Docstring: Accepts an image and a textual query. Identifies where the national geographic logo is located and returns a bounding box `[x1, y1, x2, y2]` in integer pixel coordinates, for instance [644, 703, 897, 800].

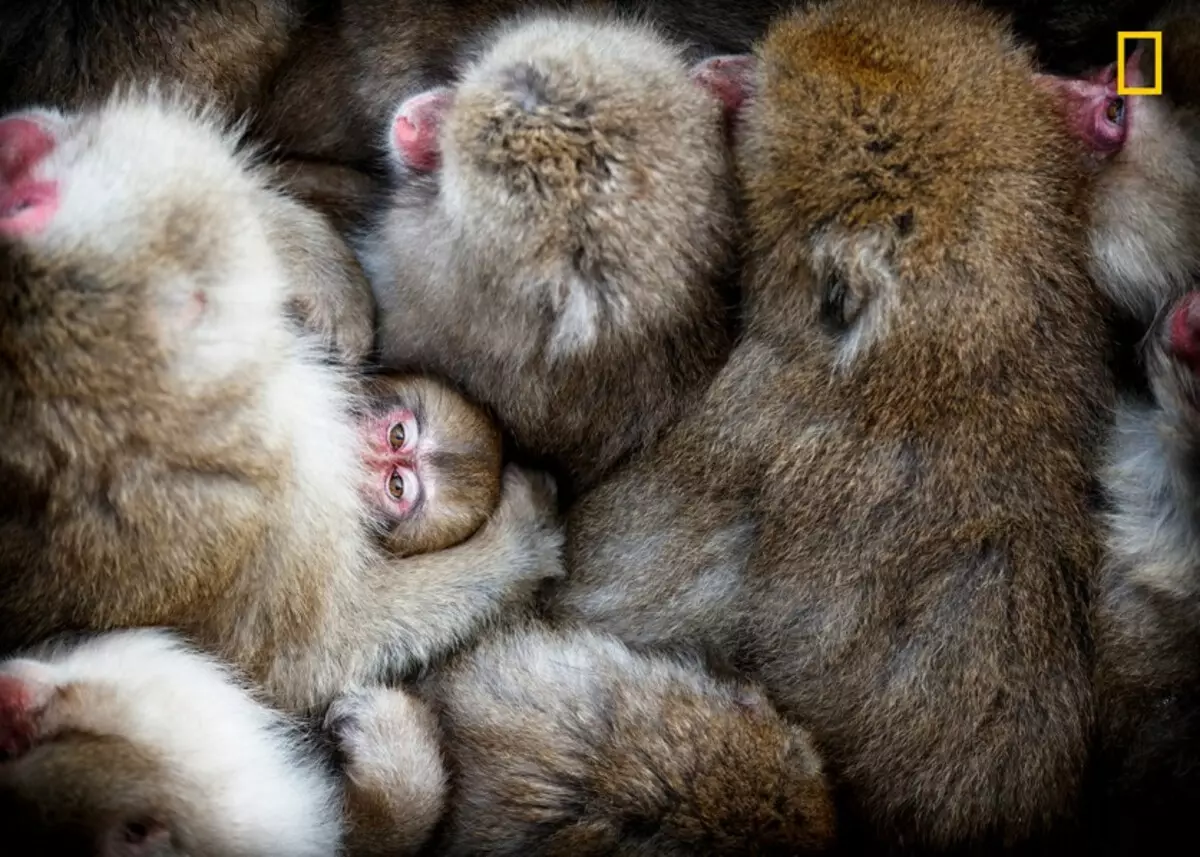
[1117, 31, 1163, 95]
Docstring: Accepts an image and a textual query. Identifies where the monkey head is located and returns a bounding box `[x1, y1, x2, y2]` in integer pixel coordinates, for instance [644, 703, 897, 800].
[358, 374, 502, 557]
[733, 0, 1096, 410]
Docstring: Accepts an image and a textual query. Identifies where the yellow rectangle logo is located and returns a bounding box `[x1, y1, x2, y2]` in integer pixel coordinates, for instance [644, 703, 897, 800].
[1118, 31, 1163, 95]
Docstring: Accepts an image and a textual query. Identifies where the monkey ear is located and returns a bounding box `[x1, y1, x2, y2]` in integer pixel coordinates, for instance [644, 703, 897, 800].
[101, 817, 173, 857]
[689, 55, 757, 117]
[1169, 292, 1200, 370]
[389, 88, 454, 172]
[0, 115, 60, 236]
[0, 671, 51, 759]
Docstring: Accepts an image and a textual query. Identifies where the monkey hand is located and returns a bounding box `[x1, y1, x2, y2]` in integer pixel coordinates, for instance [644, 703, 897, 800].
[483, 466, 566, 586]
[325, 686, 446, 855]
[287, 275, 376, 367]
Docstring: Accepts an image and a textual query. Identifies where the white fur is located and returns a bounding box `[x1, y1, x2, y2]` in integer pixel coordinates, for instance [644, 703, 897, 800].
[1088, 96, 1200, 322]
[2, 629, 343, 856]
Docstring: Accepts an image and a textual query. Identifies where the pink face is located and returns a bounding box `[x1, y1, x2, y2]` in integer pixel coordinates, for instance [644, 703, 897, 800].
[360, 406, 424, 522]
[0, 114, 60, 237]
[1037, 47, 1145, 159]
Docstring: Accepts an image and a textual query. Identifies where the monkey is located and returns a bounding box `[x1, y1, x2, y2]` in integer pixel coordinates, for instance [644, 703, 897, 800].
[0, 90, 564, 715]
[549, 0, 1114, 850]
[357, 373, 503, 557]
[1037, 27, 1200, 328]
[327, 623, 835, 855]
[0, 0, 302, 119]
[0, 628, 345, 856]
[0, 628, 450, 856]
[363, 12, 741, 496]
[1086, 289, 1200, 853]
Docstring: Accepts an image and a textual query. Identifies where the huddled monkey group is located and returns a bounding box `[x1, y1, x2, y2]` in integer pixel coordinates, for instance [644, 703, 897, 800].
[2, 0, 1200, 854]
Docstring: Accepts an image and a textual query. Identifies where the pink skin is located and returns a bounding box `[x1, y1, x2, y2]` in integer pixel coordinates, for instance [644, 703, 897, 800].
[0, 115, 59, 236]
[390, 88, 454, 172]
[1168, 292, 1200, 373]
[689, 54, 757, 116]
[0, 673, 42, 759]
[360, 406, 423, 521]
[1037, 47, 1146, 160]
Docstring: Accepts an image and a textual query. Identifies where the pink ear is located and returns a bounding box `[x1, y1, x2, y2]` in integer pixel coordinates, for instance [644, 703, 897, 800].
[0, 673, 41, 758]
[1035, 71, 1128, 158]
[390, 88, 454, 172]
[690, 54, 757, 116]
[0, 115, 59, 236]
[1169, 292, 1200, 371]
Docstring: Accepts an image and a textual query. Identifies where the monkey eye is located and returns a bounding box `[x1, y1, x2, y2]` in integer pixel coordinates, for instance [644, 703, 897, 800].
[385, 411, 419, 453]
[384, 464, 421, 517]
[388, 470, 406, 500]
[1104, 96, 1125, 126]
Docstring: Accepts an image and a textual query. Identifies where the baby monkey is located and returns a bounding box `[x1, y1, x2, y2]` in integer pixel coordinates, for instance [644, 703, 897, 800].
[1091, 288, 1200, 851]
[359, 374, 502, 557]
[0, 628, 449, 856]
[1039, 15, 1200, 324]
[0, 629, 344, 856]
[364, 13, 745, 495]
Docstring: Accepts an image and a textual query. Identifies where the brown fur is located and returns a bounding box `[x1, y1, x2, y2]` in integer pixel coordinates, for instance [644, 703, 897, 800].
[360, 374, 503, 557]
[553, 0, 1113, 849]
[0, 92, 562, 713]
[416, 623, 834, 855]
[366, 12, 736, 495]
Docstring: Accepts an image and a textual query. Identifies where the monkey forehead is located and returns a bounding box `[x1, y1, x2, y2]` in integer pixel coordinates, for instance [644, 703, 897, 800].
[446, 14, 722, 202]
[744, 0, 1082, 256]
[18, 92, 276, 275]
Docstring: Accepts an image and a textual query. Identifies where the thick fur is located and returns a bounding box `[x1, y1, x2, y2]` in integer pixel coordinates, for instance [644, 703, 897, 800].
[418, 624, 834, 855]
[1091, 293, 1200, 853]
[553, 0, 1113, 850]
[0, 92, 563, 713]
[1085, 22, 1200, 325]
[0, 628, 342, 856]
[365, 12, 736, 494]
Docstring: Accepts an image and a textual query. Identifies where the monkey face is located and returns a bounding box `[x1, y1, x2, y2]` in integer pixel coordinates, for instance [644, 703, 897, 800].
[360, 374, 503, 557]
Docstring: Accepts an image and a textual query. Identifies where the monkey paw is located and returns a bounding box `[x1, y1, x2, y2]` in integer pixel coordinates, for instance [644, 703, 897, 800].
[491, 465, 566, 583]
[326, 686, 446, 851]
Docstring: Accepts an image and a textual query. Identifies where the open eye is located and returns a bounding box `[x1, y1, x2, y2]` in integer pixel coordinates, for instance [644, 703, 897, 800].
[1104, 96, 1125, 126]
[383, 464, 421, 518]
[386, 411, 419, 452]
